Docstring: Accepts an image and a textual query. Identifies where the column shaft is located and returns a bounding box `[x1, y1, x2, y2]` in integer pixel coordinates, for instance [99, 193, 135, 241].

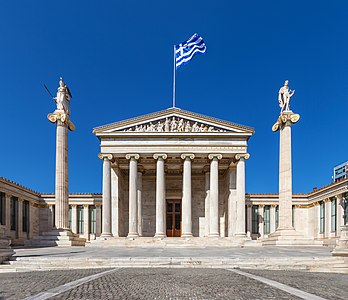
[246, 205, 252, 236]
[84, 205, 89, 239]
[278, 121, 293, 229]
[204, 172, 210, 237]
[96, 205, 102, 236]
[181, 155, 194, 238]
[5, 194, 11, 235]
[209, 155, 220, 237]
[235, 156, 247, 237]
[71, 205, 77, 233]
[258, 205, 264, 238]
[17, 199, 24, 239]
[270, 205, 276, 233]
[101, 156, 112, 237]
[55, 122, 69, 229]
[128, 156, 138, 238]
[137, 172, 143, 236]
[154, 154, 166, 238]
[227, 167, 237, 237]
[325, 199, 331, 238]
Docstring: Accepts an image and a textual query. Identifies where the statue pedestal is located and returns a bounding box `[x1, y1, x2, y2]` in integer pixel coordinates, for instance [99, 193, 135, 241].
[332, 225, 348, 256]
[0, 225, 14, 263]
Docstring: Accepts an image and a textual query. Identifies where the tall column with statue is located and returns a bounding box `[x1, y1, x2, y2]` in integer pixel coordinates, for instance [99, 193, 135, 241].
[48, 78, 75, 230]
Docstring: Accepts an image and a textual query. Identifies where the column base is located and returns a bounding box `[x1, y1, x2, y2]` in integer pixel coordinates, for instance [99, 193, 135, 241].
[154, 233, 166, 239]
[208, 233, 219, 238]
[262, 228, 322, 246]
[100, 232, 113, 238]
[234, 233, 247, 238]
[181, 233, 193, 239]
[127, 233, 139, 239]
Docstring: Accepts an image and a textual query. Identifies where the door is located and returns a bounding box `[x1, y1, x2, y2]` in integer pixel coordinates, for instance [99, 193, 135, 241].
[166, 199, 181, 237]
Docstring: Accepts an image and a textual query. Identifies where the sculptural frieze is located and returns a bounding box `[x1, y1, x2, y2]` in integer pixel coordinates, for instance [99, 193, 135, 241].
[123, 116, 227, 133]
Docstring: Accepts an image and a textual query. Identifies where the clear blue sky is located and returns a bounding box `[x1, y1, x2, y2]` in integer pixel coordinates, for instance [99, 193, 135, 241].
[0, 1, 347, 194]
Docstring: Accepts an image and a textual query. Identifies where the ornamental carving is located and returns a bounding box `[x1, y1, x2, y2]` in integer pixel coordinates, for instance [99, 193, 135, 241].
[272, 111, 300, 132]
[122, 116, 227, 133]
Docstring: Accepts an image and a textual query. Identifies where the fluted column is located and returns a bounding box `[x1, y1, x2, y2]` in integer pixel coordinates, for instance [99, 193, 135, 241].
[235, 153, 249, 237]
[137, 171, 143, 236]
[324, 198, 331, 238]
[54, 121, 69, 229]
[258, 205, 264, 238]
[204, 171, 210, 237]
[5, 194, 11, 235]
[227, 166, 237, 237]
[246, 204, 252, 236]
[71, 204, 77, 233]
[181, 154, 195, 238]
[83, 204, 89, 239]
[270, 204, 276, 233]
[154, 153, 167, 238]
[95, 204, 102, 236]
[17, 198, 24, 239]
[99, 153, 113, 237]
[208, 154, 222, 237]
[126, 154, 139, 238]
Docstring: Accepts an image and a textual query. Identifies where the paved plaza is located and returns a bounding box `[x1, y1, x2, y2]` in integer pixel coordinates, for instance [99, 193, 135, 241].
[0, 268, 347, 299]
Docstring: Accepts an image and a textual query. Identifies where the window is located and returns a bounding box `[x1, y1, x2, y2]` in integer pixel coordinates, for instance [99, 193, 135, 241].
[68, 205, 72, 229]
[10, 196, 18, 231]
[275, 205, 279, 229]
[331, 198, 337, 232]
[319, 201, 325, 233]
[292, 205, 295, 227]
[89, 206, 96, 234]
[252, 205, 258, 234]
[264, 205, 270, 234]
[23, 200, 29, 233]
[77, 205, 84, 234]
[52, 205, 55, 228]
[0, 192, 5, 225]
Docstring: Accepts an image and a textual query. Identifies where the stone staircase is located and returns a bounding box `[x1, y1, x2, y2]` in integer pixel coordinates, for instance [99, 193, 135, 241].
[88, 237, 244, 248]
[1, 255, 347, 273]
[24, 229, 86, 247]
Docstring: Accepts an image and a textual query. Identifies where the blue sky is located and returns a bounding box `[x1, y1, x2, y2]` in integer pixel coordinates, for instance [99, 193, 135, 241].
[0, 1, 347, 194]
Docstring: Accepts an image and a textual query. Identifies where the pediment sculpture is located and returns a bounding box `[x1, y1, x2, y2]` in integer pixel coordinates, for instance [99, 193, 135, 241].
[123, 116, 227, 133]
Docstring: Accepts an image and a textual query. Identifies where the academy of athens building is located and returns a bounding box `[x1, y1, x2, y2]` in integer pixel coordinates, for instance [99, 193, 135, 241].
[1, 107, 347, 248]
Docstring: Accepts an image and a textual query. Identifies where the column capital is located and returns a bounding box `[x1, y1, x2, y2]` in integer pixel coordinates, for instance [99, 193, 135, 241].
[17, 198, 24, 203]
[235, 153, 250, 161]
[5, 193, 11, 200]
[153, 153, 167, 160]
[181, 153, 195, 160]
[208, 153, 222, 160]
[95, 204, 101, 208]
[71, 204, 78, 208]
[270, 204, 277, 208]
[126, 153, 140, 160]
[259, 204, 265, 208]
[83, 204, 89, 208]
[247, 204, 253, 208]
[324, 198, 331, 203]
[98, 153, 113, 161]
[272, 112, 300, 132]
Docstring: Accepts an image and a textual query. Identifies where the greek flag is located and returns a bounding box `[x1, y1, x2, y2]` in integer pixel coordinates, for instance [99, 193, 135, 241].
[175, 33, 206, 69]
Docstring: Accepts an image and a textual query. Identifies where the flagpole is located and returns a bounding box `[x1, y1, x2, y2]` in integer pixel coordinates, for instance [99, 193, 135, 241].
[172, 45, 176, 108]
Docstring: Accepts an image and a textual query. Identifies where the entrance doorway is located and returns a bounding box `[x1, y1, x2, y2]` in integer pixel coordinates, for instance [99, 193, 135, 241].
[166, 199, 181, 237]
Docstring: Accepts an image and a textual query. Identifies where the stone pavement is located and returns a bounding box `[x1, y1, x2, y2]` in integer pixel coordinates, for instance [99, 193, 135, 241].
[0, 268, 347, 299]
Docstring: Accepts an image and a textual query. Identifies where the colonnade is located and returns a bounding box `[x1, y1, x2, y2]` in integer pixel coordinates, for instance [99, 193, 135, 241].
[99, 152, 249, 239]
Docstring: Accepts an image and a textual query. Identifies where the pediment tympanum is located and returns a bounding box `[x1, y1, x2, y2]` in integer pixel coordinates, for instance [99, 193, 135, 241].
[93, 107, 254, 135]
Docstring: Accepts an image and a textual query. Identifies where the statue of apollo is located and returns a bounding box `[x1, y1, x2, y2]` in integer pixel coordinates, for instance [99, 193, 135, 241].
[278, 80, 295, 113]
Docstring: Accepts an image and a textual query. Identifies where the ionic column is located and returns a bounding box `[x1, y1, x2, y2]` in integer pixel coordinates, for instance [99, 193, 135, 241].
[126, 154, 140, 238]
[137, 171, 143, 236]
[272, 112, 300, 230]
[235, 153, 249, 237]
[99, 153, 113, 237]
[204, 170, 210, 237]
[17, 198, 24, 239]
[270, 204, 276, 233]
[246, 204, 252, 236]
[336, 195, 344, 235]
[95, 204, 102, 236]
[83, 204, 89, 239]
[154, 153, 167, 238]
[258, 205, 264, 238]
[28, 203, 35, 239]
[181, 154, 195, 238]
[208, 154, 222, 237]
[227, 166, 237, 237]
[71, 204, 77, 233]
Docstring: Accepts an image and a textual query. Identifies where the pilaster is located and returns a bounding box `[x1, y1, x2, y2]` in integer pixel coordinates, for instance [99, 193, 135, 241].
[71, 204, 77, 233]
[258, 205, 265, 238]
[83, 204, 89, 240]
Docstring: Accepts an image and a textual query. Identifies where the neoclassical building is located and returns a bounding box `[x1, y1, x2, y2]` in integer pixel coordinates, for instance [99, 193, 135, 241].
[0, 107, 347, 250]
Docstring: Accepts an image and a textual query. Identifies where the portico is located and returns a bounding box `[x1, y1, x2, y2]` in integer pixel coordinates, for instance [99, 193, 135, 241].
[93, 107, 254, 240]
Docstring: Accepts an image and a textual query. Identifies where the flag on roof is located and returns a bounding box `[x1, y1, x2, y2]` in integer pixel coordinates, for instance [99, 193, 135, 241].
[175, 33, 206, 69]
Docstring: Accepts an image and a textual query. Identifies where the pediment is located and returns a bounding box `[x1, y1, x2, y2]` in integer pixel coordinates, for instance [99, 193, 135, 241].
[93, 107, 254, 135]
